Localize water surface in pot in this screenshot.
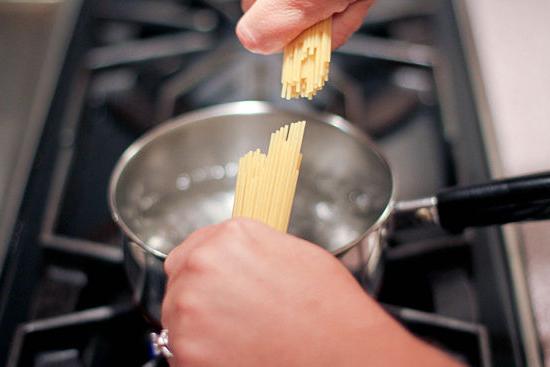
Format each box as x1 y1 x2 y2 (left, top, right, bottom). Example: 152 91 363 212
111 104 393 257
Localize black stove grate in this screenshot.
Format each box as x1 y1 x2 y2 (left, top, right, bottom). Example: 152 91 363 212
0 0 531 366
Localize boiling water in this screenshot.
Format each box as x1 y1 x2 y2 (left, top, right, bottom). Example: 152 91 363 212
123 168 387 255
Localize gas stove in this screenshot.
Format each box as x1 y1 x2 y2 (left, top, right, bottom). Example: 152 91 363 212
0 0 536 366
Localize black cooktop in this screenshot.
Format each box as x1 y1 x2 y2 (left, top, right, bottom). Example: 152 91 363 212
0 0 530 366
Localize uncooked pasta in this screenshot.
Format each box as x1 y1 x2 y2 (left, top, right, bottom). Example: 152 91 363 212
281 18 332 100
232 121 306 232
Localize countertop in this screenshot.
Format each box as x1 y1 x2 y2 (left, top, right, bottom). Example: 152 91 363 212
457 0 550 365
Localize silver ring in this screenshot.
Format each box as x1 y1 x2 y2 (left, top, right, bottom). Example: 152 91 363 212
150 329 174 358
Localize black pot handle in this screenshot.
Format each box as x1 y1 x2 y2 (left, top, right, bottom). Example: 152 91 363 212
436 171 550 233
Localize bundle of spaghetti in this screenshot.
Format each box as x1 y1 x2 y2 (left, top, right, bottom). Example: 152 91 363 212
232 121 306 232
281 17 332 100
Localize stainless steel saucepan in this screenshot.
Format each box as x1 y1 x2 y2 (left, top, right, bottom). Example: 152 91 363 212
109 101 550 323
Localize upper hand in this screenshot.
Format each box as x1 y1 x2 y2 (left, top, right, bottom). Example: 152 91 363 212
236 0 375 54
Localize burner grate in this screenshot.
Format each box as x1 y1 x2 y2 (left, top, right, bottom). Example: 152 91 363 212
2 0 533 366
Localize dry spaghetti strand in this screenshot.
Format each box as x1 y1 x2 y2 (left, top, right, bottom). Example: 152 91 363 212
281 18 332 100
232 121 306 232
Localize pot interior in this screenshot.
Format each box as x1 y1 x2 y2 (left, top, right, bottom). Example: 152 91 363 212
110 102 393 257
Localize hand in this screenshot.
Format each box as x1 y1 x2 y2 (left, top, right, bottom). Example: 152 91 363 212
162 218 464 367
236 0 375 54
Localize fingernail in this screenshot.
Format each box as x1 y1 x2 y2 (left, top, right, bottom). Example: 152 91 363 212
236 20 260 52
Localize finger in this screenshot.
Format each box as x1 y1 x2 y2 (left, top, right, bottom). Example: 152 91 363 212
164 223 221 277
241 0 255 12
161 268 202 331
236 0 353 54
332 0 374 50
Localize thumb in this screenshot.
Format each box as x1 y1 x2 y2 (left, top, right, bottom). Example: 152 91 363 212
236 0 351 54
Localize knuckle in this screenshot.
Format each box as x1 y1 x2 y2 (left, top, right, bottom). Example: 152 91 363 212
219 218 254 246
162 292 198 327
290 0 348 17
185 246 216 272
221 218 264 251
172 340 204 366
284 1 315 22
173 295 197 316
221 217 250 235
332 0 350 13
288 0 315 10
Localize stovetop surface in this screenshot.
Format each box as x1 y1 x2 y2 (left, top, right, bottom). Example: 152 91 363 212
0 0 531 366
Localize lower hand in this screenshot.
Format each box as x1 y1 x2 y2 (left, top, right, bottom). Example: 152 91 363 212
162 218 464 367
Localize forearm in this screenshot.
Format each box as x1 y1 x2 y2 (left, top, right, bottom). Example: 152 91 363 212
324 297 466 367
359 327 466 367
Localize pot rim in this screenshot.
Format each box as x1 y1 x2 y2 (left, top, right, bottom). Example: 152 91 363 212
108 100 396 260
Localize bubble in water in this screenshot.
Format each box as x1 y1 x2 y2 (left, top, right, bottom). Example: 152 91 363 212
210 165 225 180
176 174 191 190
315 202 334 220
349 191 371 212
138 195 158 211
225 162 238 177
